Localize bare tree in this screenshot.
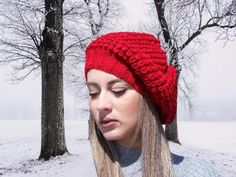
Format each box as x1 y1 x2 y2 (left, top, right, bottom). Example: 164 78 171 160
38 0 68 160
0 0 121 160
0 0 43 81
152 0 236 143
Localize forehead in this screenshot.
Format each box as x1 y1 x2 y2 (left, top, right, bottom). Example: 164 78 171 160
87 69 117 80
86 69 126 85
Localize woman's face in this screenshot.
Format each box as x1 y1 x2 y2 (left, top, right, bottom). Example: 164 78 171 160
86 69 141 147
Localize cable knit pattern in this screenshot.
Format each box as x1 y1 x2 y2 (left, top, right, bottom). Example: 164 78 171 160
85 32 177 124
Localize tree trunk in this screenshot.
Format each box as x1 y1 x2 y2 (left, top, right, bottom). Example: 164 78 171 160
154 0 181 144
165 115 180 144
39 0 68 160
164 50 181 144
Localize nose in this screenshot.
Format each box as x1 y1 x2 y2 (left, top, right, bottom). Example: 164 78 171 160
96 91 112 112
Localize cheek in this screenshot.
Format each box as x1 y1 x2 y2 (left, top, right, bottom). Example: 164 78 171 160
117 92 140 122
89 99 99 122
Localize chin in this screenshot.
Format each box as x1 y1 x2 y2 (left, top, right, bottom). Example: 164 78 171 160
102 131 123 142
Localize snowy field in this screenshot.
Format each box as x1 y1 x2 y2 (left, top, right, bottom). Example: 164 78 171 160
0 120 235 177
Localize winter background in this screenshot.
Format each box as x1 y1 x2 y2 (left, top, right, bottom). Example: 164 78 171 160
0 0 236 176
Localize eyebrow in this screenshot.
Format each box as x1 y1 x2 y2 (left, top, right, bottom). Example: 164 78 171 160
85 79 124 87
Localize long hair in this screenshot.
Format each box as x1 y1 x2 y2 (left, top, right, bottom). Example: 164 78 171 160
89 95 175 177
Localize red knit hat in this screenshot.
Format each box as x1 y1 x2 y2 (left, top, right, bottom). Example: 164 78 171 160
85 32 177 124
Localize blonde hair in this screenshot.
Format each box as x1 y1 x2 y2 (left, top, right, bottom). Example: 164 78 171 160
89 96 175 177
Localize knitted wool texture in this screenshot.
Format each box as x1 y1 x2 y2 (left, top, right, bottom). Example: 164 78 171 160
85 32 177 124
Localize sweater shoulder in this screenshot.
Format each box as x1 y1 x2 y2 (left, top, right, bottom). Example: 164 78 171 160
172 153 218 177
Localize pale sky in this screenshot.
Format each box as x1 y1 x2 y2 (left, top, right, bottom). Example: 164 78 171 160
0 0 235 121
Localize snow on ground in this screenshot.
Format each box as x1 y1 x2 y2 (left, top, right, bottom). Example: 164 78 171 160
177 121 236 155
0 120 235 177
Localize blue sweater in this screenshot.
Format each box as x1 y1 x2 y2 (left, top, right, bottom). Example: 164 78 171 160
116 144 218 177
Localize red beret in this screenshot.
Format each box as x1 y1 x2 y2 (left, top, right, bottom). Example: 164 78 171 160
85 32 177 124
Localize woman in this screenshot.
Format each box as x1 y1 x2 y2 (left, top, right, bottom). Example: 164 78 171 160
84 32 217 177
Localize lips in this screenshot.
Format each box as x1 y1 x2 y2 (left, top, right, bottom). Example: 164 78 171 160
100 118 118 128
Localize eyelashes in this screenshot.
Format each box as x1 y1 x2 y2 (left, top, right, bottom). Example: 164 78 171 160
112 89 127 96
89 92 99 97
89 88 128 98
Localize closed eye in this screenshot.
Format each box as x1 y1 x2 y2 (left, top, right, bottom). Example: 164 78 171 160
89 92 99 98
112 89 127 96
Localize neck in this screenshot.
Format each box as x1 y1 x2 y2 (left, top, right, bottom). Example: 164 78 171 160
117 141 141 149
115 142 142 167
